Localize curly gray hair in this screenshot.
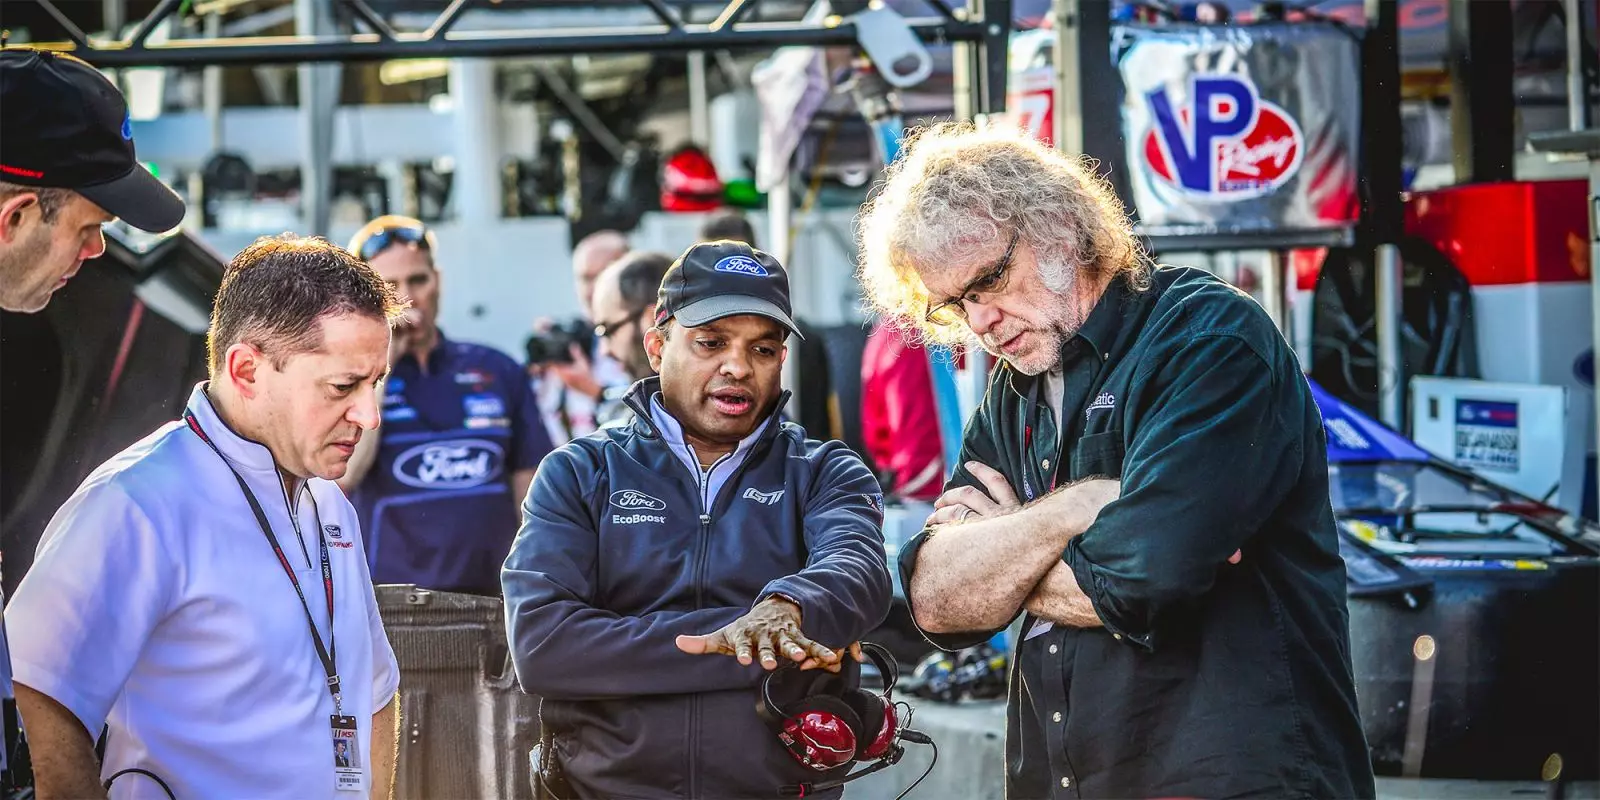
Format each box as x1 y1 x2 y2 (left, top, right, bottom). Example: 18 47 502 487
855 120 1150 345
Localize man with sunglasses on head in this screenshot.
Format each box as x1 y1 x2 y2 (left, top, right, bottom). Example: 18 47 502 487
855 121 1374 800
339 215 554 595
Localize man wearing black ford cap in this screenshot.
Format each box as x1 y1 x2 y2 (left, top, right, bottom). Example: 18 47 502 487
503 240 893 799
0 47 186 313
0 45 186 792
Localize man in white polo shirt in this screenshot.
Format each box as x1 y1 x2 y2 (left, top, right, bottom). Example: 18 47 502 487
5 234 404 799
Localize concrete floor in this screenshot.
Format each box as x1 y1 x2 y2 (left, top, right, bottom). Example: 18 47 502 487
843 697 1599 800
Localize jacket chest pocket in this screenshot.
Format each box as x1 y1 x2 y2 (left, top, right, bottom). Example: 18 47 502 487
1071 430 1125 480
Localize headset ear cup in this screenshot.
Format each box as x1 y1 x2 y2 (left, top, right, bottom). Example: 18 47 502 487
840 689 890 759
778 695 863 772
841 689 898 760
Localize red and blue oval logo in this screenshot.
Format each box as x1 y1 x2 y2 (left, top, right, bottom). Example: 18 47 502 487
1141 75 1303 200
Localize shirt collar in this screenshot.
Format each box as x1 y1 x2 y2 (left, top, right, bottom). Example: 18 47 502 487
648 392 771 474
1072 273 1142 363
399 328 452 373
184 382 280 476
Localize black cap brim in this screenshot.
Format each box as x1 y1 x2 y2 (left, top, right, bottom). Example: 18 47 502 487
77 164 185 233
674 294 804 340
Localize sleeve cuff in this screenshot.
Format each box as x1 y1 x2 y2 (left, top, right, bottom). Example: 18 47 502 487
10 660 104 739
1062 540 1157 652
897 529 1004 652
758 581 848 647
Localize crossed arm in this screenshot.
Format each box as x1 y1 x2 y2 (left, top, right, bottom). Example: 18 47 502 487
910 465 1118 634
912 463 1241 636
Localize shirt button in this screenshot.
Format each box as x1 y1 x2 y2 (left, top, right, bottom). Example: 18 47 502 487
1113 633 1123 641
1052 711 1062 723
1061 776 1072 788
1041 458 1051 471
1048 644 1058 654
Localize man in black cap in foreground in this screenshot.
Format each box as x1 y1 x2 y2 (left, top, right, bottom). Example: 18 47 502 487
0 45 187 792
0 46 186 313
503 241 893 799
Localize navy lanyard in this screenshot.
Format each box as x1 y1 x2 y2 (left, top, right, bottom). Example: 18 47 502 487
183 411 343 715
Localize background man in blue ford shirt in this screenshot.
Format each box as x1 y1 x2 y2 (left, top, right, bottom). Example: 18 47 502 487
339 216 554 595
503 241 892 799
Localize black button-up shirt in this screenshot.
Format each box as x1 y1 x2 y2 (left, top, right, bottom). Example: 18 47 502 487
899 266 1376 799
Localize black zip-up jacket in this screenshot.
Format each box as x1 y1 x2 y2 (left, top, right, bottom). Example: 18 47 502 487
503 378 893 799
899 266 1375 799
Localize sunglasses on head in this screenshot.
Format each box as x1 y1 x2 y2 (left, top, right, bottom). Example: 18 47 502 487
356 224 432 262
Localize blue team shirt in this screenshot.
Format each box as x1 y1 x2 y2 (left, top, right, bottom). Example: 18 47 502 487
353 333 552 593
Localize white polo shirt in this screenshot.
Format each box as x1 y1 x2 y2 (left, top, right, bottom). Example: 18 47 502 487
7 384 400 799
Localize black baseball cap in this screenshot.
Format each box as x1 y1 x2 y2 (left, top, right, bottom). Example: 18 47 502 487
657 240 803 339
0 47 184 233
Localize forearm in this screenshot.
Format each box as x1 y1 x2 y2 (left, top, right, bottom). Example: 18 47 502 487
369 692 398 800
761 544 892 648
508 604 759 700
15 683 107 800
908 487 1099 634
1023 561 1103 628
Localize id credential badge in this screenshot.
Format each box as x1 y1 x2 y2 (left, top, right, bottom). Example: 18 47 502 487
332 715 364 792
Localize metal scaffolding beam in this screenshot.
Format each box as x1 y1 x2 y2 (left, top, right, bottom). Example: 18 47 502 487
17 0 995 69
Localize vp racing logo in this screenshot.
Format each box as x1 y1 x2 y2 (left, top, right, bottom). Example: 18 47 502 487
610 490 667 524
1142 75 1303 200
392 439 504 489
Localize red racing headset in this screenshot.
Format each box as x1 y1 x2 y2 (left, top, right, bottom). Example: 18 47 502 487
758 641 934 797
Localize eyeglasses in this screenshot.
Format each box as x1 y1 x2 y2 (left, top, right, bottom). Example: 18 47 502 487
355 224 432 262
594 309 646 340
924 231 1020 327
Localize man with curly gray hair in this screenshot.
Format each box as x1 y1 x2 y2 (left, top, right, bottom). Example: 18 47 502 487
856 121 1374 800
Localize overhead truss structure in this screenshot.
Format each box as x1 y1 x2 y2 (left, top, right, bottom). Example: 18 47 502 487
12 0 1009 109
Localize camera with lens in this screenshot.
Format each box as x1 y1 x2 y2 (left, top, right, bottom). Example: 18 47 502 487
525 318 592 365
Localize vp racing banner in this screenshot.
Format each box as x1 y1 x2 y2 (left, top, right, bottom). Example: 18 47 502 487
1114 21 1363 239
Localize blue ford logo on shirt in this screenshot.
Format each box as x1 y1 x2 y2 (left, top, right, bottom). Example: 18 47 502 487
609 490 667 511
393 439 504 489
713 255 768 277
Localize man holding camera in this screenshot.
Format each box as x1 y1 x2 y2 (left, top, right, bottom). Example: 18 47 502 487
531 230 633 443
339 215 553 595
503 241 892 799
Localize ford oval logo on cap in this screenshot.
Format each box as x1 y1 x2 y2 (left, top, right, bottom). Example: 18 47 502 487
713 255 768 277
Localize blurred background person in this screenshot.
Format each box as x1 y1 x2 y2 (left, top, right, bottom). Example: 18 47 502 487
339 215 553 596
861 323 950 504
589 250 673 427
698 208 759 246
532 230 632 443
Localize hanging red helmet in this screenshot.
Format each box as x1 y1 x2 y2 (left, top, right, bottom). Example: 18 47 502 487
661 145 723 212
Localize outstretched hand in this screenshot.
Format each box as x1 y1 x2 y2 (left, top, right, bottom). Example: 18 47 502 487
676 597 849 672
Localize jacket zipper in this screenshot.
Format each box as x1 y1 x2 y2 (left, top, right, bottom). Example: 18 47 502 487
687 447 725 800
278 477 312 569
684 444 765 798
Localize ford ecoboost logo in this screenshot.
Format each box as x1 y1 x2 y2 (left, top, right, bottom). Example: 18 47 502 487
609 490 667 512
393 439 504 489
712 255 769 277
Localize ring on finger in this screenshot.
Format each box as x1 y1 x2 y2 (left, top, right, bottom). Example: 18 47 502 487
958 506 973 521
